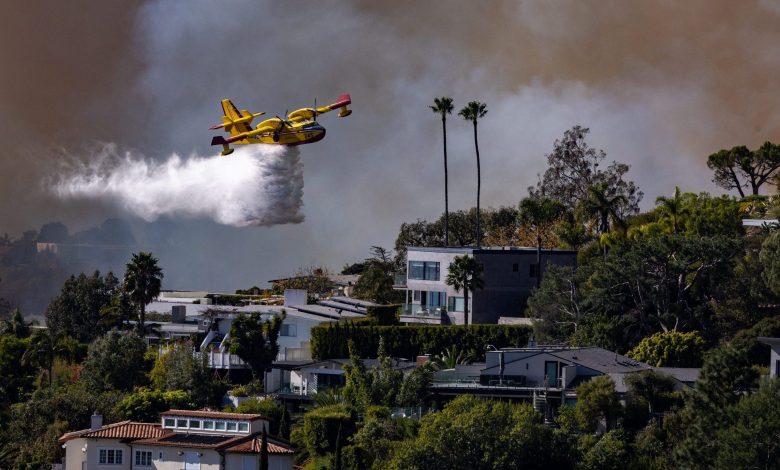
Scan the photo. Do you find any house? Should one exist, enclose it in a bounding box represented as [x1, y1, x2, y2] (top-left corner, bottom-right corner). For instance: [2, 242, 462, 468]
[430, 345, 697, 420]
[143, 289, 373, 369]
[758, 337, 780, 377]
[263, 357, 418, 398]
[59, 410, 296, 470]
[397, 246, 577, 324]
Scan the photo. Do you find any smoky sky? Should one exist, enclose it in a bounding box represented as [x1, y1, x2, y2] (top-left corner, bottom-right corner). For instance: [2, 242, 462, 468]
[2, 0, 780, 292]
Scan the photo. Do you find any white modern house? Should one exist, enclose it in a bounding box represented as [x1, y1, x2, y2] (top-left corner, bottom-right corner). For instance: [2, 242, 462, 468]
[58, 410, 296, 470]
[398, 246, 577, 325]
[758, 337, 780, 377]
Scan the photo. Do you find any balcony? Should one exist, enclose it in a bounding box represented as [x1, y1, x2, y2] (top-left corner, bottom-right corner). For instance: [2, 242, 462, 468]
[401, 304, 444, 318]
[393, 273, 407, 289]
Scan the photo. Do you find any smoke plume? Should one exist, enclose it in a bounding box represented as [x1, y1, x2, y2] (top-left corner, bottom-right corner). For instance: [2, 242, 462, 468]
[52, 144, 304, 227]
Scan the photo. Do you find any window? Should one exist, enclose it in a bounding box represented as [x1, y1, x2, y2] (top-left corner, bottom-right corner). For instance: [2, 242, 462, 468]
[215, 421, 226, 431]
[189, 420, 201, 429]
[163, 418, 175, 428]
[412, 290, 421, 302]
[238, 422, 249, 432]
[512, 263, 518, 272]
[408, 261, 440, 280]
[176, 419, 188, 428]
[447, 296, 465, 312]
[99, 449, 123, 464]
[529, 263, 539, 278]
[135, 450, 153, 466]
[280, 324, 297, 337]
[427, 291, 446, 307]
[227, 421, 238, 431]
[203, 420, 214, 430]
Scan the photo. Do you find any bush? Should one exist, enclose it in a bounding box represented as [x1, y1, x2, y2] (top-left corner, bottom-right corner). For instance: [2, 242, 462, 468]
[116, 389, 192, 422]
[366, 305, 400, 325]
[311, 323, 532, 360]
[303, 405, 356, 456]
[627, 330, 705, 367]
[234, 398, 283, 434]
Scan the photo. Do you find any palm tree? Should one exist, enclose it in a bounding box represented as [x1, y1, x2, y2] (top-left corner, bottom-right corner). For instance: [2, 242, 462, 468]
[431, 345, 475, 370]
[124, 252, 164, 334]
[445, 255, 484, 325]
[519, 196, 567, 287]
[458, 101, 488, 247]
[580, 183, 628, 234]
[431, 97, 455, 246]
[22, 329, 64, 387]
[655, 186, 686, 234]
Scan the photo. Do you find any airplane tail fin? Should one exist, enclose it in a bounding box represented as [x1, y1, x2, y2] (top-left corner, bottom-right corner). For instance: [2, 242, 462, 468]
[210, 99, 261, 136]
[329, 94, 352, 118]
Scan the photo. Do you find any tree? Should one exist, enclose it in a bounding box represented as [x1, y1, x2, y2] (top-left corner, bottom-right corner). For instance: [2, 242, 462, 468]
[80, 331, 148, 392]
[575, 375, 621, 432]
[580, 430, 630, 470]
[227, 311, 284, 379]
[431, 97, 455, 246]
[342, 341, 371, 412]
[260, 427, 269, 470]
[707, 142, 780, 196]
[627, 330, 705, 367]
[531, 125, 642, 217]
[445, 255, 484, 325]
[519, 196, 567, 287]
[23, 329, 67, 387]
[526, 264, 588, 341]
[579, 182, 628, 234]
[353, 247, 402, 304]
[116, 388, 192, 422]
[0, 308, 31, 338]
[655, 186, 686, 234]
[458, 101, 488, 247]
[430, 345, 474, 370]
[760, 230, 780, 296]
[45, 271, 118, 342]
[123, 251, 164, 334]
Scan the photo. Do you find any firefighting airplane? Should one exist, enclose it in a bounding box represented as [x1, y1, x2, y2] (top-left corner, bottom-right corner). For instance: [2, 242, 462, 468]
[209, 94, 352, 155]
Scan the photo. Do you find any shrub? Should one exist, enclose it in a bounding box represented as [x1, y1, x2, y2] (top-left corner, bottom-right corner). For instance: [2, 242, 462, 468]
[627, 330, 705, 367]
[303, 405, 356, 456]
[234, 398, 283, 434]
[311, 323, 532, 360]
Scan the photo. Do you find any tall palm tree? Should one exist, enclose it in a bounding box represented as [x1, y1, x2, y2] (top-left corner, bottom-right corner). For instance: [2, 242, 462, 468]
[458, 101, 488, 247]
[431, 97, 455, 246]
[655, 186, 686, 234]
[124, 252, 164, 334]
[445, 255, 484, 325]
[519, 196, 567, 287]
[580, 183, 628, 234]
[22, 329, 64, 387]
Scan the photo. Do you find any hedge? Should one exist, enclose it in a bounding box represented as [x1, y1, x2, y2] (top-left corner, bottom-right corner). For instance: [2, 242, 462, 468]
[311, 323, 533, 360]
[303, 404, 356, 456]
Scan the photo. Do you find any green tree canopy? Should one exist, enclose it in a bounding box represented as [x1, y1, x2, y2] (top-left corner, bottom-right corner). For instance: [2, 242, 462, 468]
[227, 311, 284, 379]
[575, 375, 621, 432]
[45, 271, 119, 342]
[123, 251, 163, 334]
[706, 141, 780, 196]
[445, 255, 484, 325]
[80, 331, 148, 392]
[627, 330, 705, 367]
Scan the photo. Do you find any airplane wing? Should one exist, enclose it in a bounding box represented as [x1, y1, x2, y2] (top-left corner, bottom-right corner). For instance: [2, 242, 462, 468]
[287, 94, 352, 122]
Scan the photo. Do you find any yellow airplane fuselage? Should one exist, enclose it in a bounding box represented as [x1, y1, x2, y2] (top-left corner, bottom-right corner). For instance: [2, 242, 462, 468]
[236, 119, 326, 146]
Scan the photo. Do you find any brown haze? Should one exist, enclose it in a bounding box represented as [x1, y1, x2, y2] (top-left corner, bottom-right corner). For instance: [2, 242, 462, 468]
[1, 0, 779, 298]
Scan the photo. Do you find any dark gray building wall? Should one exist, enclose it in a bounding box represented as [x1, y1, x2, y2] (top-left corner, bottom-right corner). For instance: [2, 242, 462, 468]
[471, 249, 577, 324]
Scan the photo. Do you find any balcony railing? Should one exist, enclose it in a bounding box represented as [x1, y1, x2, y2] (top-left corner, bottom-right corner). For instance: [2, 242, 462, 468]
[393, 273, 407, 288]
[401, 304, 444, 317]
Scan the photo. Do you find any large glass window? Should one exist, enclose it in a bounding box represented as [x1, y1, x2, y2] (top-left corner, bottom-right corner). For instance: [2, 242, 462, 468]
[280, 324, 297, 337]
[408, 261, 440, 280]
[135, 450, 152, 466]
[428, 291, 446, 307]
[448, 296, 465, 312]
[238, 422, 249, 432]
[163, 418, 175, 428]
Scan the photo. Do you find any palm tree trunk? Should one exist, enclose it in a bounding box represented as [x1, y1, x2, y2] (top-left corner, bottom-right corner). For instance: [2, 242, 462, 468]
[464, 285, 470, 326]
[473, 121, 481, 247]
[600, 210, 609, 234]
[139, 303, 145, 335]
[443, 116, 449, 247]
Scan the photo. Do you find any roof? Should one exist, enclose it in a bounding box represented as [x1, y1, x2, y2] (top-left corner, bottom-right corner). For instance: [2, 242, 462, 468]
[483, 347, 652, 375]
[59, 421, 168, 444]
[406, 246, 578, 255]
[224, 435, 297, 454]
[658, 367, 701, 384]
[133, 433, 246, 449]
[758, 336, 780, 346]
[161, 409, 266, 420]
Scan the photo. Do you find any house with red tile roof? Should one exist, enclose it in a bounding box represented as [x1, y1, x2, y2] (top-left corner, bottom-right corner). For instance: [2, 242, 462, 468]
[58, 410, 296, 470]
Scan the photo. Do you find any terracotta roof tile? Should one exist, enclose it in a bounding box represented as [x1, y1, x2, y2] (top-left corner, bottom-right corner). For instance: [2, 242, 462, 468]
[161, 409, 267, 420]
[59, 422, 169, 444]
[225, 436, 297, 454]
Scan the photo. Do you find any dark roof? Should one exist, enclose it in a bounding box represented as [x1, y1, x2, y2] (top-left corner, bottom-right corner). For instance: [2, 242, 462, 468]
[161, 409, 266, 420]
[59, 421, 169, 444]
[549, 348, 652, 374]
[134, 433, 247, 449]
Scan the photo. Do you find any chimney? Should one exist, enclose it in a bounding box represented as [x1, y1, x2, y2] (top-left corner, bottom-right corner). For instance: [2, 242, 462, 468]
[171, 305, 186, 323]
[91, 412, 103, 431]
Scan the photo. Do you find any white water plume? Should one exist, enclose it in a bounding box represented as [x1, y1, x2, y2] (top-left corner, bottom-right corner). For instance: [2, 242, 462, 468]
[51, 143, 304, 227]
